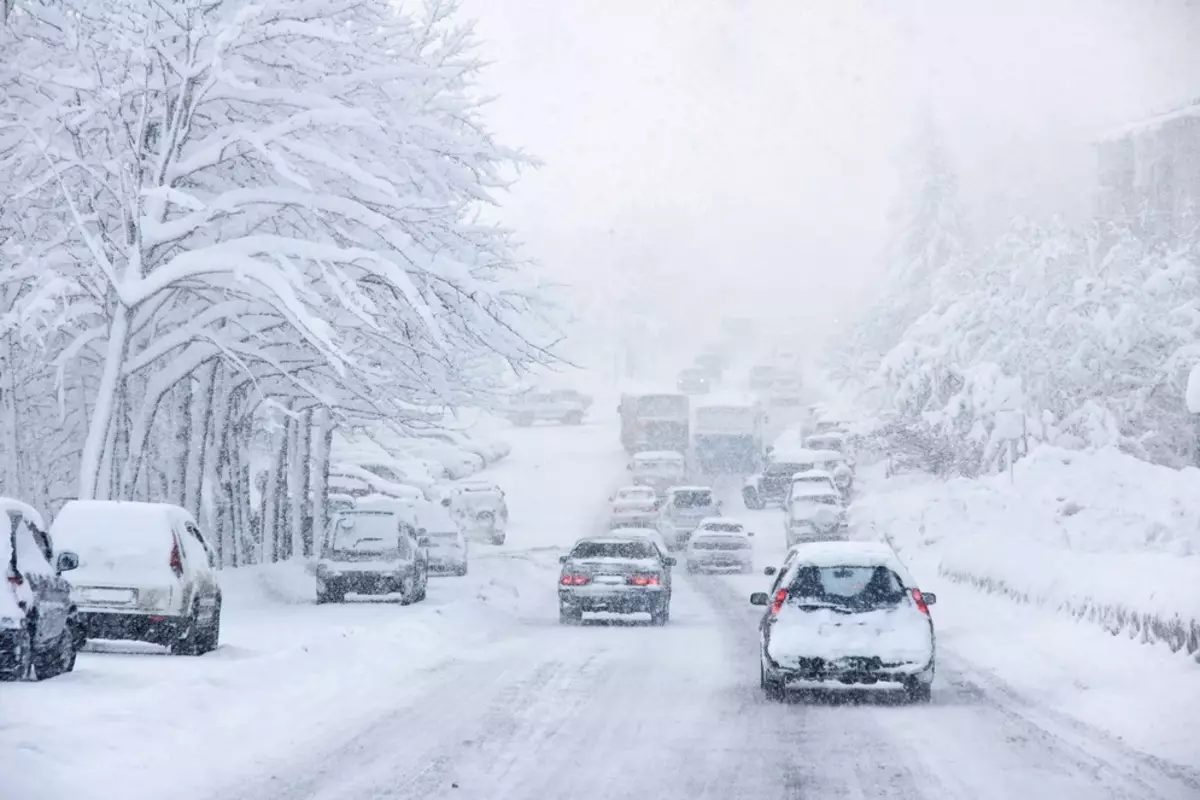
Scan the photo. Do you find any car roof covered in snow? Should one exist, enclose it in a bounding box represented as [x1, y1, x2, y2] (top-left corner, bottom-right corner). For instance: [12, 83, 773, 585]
[666, 485, 713, 494]
[50, 501, 195, 582]
[783, 541, 914, 583]
[696, 517, 745, 530]
[632, 450, 685, 462]
[791, 469, 834, 480]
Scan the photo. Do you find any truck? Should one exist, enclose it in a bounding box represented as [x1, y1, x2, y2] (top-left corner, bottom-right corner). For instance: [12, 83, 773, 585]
[619, 391, 690, 455]
[692, 395, 764, 476]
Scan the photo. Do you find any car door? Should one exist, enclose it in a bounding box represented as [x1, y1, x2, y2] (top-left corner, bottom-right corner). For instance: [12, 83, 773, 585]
[15, 517, 70, 646]
[182, 521, 220, 623]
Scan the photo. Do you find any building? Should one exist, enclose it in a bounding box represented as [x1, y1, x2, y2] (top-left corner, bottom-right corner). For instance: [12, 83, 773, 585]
[1096, 99, 1200, 237]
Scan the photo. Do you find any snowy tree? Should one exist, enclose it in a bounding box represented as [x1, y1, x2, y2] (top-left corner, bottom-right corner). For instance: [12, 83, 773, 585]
[0, 0, 553, 559]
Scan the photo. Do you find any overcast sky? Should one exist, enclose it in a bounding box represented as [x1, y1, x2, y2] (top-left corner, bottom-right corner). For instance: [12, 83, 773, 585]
[462, 0, 1200, 369]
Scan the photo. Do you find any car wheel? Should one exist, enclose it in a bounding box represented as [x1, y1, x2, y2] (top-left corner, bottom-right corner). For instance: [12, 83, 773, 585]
[198, 602, 221, 654]
[904, 678, 932, 704]
[33, 625, 75, 680]
[456, 563, 469, 576]
[649, 601, 670, 626]
[743, 489, 764, 510]
[558, 604, 582, 625]
[171, 605, 203, 656]
[563, 411, 583, 425]
[0, 625, 33, 681]
[415, 573, 428, 602]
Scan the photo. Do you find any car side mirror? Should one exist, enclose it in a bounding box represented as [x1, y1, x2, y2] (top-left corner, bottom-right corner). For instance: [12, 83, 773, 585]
[558, 555, 569, 563]
[749, 592, 769, 606]
[763, 566, 777, 576]
[923, 592, 937, 606]
[55, 551, 80, 573]
[663, 556, 677, 567]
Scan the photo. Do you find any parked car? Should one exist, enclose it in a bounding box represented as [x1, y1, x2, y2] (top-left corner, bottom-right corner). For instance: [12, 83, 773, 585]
[558, 535, 675, 625]
[685, 518, 754, 574]
[656, 486, 721, 550]
[316, 508, 429, 603]
[608, 485, 660, 528]
[783, 469, 838, 506]
[329, 463, 430, 501]
[676, 367, 711, 395]
[391, 437, 483, 480]
[1, 498, 79, 681]
[444, 480, 508, 545]
[507, 389, 589, 426]
[50, 501, 222, 655]
[752, 541, 937, 702]
[414, 504, 468, 576]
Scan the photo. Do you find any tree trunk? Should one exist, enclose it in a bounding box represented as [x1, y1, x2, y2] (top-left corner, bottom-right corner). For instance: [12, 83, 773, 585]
[310, 407, 333, 556]
[79, 304, 129, 500]
[289, 409, 311, 560]
[169, 378, 193, 507]
[2, 337, 20, 499]
[262, 411, 290, 563]
[185, 363, 216, 519]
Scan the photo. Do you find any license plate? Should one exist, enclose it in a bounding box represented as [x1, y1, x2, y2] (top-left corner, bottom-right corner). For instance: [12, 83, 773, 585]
[593, 575, 625, 585]
[81, 587, 136, 604]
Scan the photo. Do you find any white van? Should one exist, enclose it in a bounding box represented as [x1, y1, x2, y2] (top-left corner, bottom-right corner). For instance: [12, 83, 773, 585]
[50, 501, 221, 655]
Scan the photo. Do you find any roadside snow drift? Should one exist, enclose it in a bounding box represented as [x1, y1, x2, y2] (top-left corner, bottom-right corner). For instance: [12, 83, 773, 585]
[855, 445, 1200, 656]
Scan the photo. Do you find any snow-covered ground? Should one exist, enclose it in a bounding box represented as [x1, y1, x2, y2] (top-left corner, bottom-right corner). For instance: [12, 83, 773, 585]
[5, 419, 1199, 799]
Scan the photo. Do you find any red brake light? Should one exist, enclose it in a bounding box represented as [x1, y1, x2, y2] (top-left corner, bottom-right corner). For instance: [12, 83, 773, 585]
[627, 574, 660, 586]
[911, 588, 930, 616]
[770, 589, 787, 616]
[560, 574, 590, 586]
[6, 572, 22, 586]
[169, 539, 184, 578]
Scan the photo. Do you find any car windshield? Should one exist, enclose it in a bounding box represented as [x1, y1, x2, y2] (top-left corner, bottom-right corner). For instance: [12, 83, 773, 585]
[787, 565, 907, 609]
[700, 522, 743, 533]
[570, 541, 658, 560]
[791, 494, 841, 507]
[672, 490, 714, 508]
[766, 463, 805, 476]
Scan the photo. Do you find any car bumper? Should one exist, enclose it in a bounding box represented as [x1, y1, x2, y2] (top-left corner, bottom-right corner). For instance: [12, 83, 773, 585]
[560, 586, 666, 613]
[77, 611, 188, 646]
[766, 652, 934, 686]
[319, 571, 410, 595]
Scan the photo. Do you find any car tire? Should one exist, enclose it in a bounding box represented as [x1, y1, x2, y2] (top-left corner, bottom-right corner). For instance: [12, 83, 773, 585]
[563, 411, 584, 425]
[743, 489, 765, 510]
[171, 605, 203, 656]
[0, 625, 34, 681]
[904, 678, 932, 704]
[36, 627, 77, 679]
[415, 573, 428, 602]
[558, 604, 582, 625]
[455, 563, 469, 577]
[198, 601, 221, 655]
[317, 584, 344, 604]
[649, 601, 670, 626]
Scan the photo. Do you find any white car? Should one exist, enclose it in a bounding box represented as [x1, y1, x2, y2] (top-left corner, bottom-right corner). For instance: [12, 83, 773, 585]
[656, 486, 721, 550]
[508, 389, 589, 426]
[329, 463, 430, 501]
[414, 505, 468, 576]
[51, 501, 222, 655]
[785, 485, 848, 547]
[608, 486, 660, 529]
[783, 469, 837, 506]
[628, 450, 687, 498]
[752, 541, 937, 703]
[686, 518, 754, 574]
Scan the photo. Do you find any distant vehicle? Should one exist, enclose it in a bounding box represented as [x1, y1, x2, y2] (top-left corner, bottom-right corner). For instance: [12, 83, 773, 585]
[685, 518, 754, 574]
[443, 480, 507, 545]
[508, 389, 589, 426]
[692, 398, 765, 475]
[743, 448, 842, 509]
[784, 485, 847, 547]
[783, 469, 838, 506]
[676, 367, 711, 395]
[627, 450, 687, 498]
[656, 486, 721, 550]
[748, 364, 777, 391]
[51, 501, 221, 655]
[558, 535, 675, 625]
[417, 506, 469, 576]
[608, 486, 660, 528]
[618, 392, 690, 454]
[805, 431, 849, 457]
[752, 541, 937, 703]
[316, 509, 429, 604]
[1, 499, 79, 681]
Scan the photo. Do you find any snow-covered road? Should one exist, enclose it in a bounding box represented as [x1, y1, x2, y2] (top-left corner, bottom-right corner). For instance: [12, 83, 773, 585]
[6, 421, 1198, 800]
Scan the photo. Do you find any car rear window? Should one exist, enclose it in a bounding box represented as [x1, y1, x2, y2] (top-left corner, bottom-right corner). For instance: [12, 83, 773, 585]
[693, 536, 749, 550]
[570, 541, 658, 560]
[672, 490, 713, 508]
[787, 565, 906, 609]
[701, 522, 743, 533]
[331, 512, 401, 554]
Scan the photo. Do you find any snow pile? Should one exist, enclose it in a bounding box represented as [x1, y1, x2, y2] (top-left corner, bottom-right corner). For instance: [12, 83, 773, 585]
[218, 559, 321, 606]
[854, 446, 1200, 656]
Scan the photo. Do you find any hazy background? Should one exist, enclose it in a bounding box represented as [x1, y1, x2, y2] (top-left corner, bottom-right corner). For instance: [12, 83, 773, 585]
[463, 0, 1200, 375]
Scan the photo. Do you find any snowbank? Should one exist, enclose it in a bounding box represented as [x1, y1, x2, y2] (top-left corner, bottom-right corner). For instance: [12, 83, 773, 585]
[854, 446, 1200, 656]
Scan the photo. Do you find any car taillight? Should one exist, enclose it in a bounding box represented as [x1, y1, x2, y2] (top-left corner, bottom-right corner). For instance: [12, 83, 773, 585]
[770, 589, 787, 616]
[911, 588, 930, 616]
[627, 574, 660, 586]
[560, 574, 590, 586]
[6, 572, 22, 587]
[169, 539, 183, 578]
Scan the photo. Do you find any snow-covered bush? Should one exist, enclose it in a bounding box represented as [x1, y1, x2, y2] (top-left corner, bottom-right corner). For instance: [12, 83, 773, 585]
[0, 0, 551, 563]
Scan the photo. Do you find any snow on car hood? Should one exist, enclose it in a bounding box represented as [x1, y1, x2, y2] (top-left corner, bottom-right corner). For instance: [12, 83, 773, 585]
[768, 606, 932, 667]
